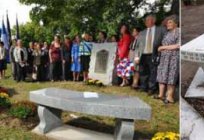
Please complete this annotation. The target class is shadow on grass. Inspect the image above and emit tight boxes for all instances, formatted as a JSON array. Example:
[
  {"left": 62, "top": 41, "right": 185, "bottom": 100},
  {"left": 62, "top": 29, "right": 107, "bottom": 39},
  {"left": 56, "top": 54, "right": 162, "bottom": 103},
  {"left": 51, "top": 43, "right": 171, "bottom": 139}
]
[
  {"left": 65, "top": 116, "right": 153, "bottom": 140},
  {"left": 7, "top": 88, "right": 19, "bottom": 97}
]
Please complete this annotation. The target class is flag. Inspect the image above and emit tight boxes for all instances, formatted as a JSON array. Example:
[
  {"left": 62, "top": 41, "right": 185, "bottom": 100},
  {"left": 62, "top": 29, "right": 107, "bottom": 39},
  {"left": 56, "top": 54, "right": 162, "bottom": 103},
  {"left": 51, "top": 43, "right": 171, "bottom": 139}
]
[
  {"left": 1, "top": 19, "right": 9, "bottom": 50},
  {"left": 6, "top": 11, "right": 11, "bottom": 45},
  {"left": 16, "top": 14, "right": 20, "bottom": 40},
  {"left": 0, "top": 28, "right": 1, "bottom": 40},
  {"left": 1, "top": 18, "right": 10, "bottom": 63}
]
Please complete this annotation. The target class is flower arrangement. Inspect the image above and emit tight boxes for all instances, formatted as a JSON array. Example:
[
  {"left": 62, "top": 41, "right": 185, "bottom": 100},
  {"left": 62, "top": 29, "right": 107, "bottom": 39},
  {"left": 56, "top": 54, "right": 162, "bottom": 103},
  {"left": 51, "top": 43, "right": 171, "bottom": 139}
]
[
  {"left": 152, "top": 132, "right": 179, "bottom": 140},
  {"left": 9, "top": 100, "right": 37, "bottom": 119},
  {"left": 0, "top": 92, "right": 11, "bottom": 108},
  {"left": 85, "top": 79, "right": 104, "bottom": 87}
]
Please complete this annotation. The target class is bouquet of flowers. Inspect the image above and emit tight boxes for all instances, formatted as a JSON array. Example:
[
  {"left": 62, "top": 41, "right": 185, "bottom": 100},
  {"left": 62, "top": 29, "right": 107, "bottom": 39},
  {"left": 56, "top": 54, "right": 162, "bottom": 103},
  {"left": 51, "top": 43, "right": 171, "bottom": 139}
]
[{"left": 85, "top": 79, "right": 104, "bottom": 87}]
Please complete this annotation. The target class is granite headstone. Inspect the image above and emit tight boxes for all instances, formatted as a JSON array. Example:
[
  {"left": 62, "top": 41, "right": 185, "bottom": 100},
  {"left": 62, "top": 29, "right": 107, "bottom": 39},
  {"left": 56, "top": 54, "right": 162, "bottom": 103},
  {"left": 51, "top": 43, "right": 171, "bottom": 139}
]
[
  {"left": 181, "top": 34, "right": 204, "bottom": 98},
  {"left": 89, "top": 43, "right": 117, "bottom": 85}
]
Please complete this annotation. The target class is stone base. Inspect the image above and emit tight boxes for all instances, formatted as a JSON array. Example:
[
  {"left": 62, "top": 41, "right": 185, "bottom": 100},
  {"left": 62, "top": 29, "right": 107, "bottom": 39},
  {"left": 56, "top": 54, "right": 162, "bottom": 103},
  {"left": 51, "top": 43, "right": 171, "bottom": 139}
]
[
  {"left": 32, "top": 125, "right": 113, "bottom": 140},
  {"left": 114, "top": 119, "right": 134, "bottom": 140},
  {"left": 181, "top": 98, "right": 204, "bottom": 140},
  {"left": 185, "top": 67, "right": 204, "bottom": 98}
]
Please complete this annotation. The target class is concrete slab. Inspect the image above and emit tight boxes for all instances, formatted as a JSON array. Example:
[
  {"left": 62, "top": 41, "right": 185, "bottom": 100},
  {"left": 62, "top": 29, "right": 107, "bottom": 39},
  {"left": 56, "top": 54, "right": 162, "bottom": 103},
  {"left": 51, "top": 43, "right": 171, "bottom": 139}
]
[
  {"left": 185, "top": 67, "right": 204, "bottom": 98},
  {"left": 32, "top": 125, "right": 113, "bottom": 140},
  {"left": 181, "top": 98, "right": 204, "bottom": 140}
]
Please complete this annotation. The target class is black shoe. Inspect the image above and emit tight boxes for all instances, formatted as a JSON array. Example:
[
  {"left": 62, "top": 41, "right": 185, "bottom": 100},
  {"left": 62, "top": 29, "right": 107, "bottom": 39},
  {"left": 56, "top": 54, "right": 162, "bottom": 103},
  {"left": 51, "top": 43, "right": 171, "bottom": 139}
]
[
  {"left": 138, "top": 88, "right": 148, "bottom": 93},
  {"left": 147, "top": 90, "right": 155, "bottom": 96},
  {"left": 153, "top": 95, "right": 165, "bottom": 101},
  {"left": 163, "top": 99, "right": 175, "bottom": 104}
]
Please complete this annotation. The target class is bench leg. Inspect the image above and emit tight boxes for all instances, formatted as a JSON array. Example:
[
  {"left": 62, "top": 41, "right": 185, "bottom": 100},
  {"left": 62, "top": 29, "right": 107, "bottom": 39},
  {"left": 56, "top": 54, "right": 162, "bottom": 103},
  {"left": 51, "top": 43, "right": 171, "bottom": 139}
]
[
  {"left": 114, "top": 119, "right": 135, "bottom": 140},
  {"left": 37, "top": 106, "right": 62, "bottom": 134}
]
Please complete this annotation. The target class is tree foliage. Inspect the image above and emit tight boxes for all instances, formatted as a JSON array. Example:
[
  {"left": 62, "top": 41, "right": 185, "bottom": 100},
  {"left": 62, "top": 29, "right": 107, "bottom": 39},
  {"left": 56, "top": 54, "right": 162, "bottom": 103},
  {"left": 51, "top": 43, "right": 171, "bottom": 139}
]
[{"left": 17, "top": 0, "right": 179, "bottom": 45}]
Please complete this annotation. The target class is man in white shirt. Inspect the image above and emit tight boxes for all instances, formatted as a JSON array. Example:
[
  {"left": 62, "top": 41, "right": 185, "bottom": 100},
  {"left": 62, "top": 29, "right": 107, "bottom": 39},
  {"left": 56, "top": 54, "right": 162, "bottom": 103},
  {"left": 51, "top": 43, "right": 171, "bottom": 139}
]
[{"left": 135, "top": 14, "right": 166, "bottom": 94}]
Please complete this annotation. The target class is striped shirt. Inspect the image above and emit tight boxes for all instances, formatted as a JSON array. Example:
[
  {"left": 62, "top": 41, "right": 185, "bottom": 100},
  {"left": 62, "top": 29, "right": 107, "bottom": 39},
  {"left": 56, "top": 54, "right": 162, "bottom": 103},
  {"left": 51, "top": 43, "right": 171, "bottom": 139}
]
[{"left": 79, "top": 41, "right": 93, "bottom": 56}]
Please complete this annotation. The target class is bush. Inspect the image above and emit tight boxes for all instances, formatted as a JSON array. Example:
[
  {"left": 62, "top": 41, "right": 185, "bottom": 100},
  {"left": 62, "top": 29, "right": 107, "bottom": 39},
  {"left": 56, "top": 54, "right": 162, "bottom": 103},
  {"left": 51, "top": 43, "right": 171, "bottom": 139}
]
[
  {"left": 0, "top": 92, "right": 11, "bottom": 108},
  {"left": 9, "top": 100, "right": 37, "bottom": 119}
]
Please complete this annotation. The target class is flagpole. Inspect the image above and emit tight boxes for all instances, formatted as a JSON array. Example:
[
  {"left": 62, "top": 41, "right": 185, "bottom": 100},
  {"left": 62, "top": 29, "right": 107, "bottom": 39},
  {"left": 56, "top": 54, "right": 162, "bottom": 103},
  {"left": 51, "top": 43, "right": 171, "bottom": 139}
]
[{"left": 16, "top": 13, "right": 20, "bottom": 40}]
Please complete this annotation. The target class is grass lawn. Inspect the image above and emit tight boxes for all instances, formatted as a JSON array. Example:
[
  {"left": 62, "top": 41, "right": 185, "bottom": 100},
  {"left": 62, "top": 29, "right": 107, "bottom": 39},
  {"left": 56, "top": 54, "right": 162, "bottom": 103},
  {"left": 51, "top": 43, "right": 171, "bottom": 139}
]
[{"left": 0, "top": 65, "right": 179, "bottom": 140}]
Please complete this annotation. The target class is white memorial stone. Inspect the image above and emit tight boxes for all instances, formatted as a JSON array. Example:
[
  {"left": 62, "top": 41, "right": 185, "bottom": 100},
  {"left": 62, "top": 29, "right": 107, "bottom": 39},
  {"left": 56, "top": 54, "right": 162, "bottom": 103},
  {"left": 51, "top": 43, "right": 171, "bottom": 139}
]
[
  {"left": 181, "top": 98, "right": 204, "bottom": 140},
  {"left": 89, "top": 43, "right": 117, "bottom": 85},
  {"left": 181, "top": 34, "right": 204, "bottom": 98}
]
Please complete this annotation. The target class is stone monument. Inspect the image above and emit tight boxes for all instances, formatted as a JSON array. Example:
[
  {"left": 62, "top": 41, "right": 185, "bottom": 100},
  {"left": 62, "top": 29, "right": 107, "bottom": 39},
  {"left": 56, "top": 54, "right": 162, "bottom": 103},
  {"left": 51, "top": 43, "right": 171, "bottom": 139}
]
[
  {"left": 181, "top": 34, "right": 204, "bottom": 98},
  {"left": 89, "top": 43, "right": 117, "bottom": 85}
]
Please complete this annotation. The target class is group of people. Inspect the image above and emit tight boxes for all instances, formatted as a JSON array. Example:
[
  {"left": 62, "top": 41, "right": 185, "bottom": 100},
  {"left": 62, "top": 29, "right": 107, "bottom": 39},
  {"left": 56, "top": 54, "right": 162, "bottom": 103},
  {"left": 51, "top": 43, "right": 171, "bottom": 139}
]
[
  {"left": 0, "top": 14, "right": 180, "bottom": 104},
  {"left": 116, "top": 14, "right": 180, "bottom": 104}
]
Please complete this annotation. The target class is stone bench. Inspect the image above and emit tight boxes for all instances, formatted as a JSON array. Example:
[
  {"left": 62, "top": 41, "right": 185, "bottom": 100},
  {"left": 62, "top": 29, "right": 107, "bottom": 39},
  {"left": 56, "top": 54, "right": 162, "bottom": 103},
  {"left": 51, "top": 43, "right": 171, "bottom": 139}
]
[{"left": 30, "top": 88, "right": 151, "bottom": 140}]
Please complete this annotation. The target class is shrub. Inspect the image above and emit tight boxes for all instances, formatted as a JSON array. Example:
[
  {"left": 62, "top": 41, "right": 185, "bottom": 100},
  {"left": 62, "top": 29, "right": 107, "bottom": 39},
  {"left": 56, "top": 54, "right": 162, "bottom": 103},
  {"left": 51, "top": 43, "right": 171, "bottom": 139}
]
[
  {"left": 152, "top": 132, "right": 179, "bottom": 140},
  {"left": 0, "top": 92, "right": 11, "bottom": 108},
  {"left": 9, "top": 100, "right": 37, "bottom": 119}
]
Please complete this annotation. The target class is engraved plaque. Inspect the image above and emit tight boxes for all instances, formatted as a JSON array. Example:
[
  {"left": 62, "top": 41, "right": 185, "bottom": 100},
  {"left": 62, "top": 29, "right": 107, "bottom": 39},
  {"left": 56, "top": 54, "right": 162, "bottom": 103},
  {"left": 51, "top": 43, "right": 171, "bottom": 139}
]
[{"left": 94, "top": 50, "right": 109, "bottom": 73}]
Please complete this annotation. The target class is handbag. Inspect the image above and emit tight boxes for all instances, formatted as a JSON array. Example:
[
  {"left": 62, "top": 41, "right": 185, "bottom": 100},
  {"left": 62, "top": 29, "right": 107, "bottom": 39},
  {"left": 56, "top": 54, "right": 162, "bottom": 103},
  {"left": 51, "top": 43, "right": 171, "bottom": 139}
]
[
  {"left": 152, "top": 52, "right": 161, "bottom": 66},
  {"left": 32, "top": 66, "right": 37, "bottom": 80}
]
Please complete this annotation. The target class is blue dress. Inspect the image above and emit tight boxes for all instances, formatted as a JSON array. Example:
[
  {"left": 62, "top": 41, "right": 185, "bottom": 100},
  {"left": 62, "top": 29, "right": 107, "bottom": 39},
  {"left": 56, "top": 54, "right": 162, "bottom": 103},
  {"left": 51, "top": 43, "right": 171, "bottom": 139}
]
[{"left": 71, "top": 43, "right": 81, "bottom": 72}]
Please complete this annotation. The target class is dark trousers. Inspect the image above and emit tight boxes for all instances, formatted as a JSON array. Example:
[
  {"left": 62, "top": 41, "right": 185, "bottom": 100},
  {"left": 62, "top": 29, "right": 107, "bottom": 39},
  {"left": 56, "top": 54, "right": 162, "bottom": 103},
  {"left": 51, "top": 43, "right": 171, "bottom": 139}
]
[
  {"left": 50, "top": 61, "right": 62, "bottom": 81},
  {"left": 139, "top": 54, "right": 158, "bottom": 91},
  {"left": 16, "top": 63, "right": 26, "bottom": 82},
  {"left": 42, "top": 64, "right": 49, "bottom": 81},
  {"left": 62, "top": 61, "right": 71, "bottom": 81},
  {"left": 36, "top": 65, "right": 43, "bottom": 81}
]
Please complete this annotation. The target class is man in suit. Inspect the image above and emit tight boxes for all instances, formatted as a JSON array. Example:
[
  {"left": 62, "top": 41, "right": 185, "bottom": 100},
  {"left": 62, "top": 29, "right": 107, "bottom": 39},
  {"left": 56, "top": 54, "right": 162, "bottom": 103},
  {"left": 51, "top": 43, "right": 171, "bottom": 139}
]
[{"left": 135, "top": 14, "right": 166, "bottom": 94}]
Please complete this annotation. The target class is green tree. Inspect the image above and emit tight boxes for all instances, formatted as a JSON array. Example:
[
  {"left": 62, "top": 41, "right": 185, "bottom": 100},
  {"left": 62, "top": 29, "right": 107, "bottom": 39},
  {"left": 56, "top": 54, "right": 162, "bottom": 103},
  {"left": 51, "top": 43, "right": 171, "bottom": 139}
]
[
  {"left": 12, "top": 22, "right": 53, "bottom": 47},
  {"left": 17, "top": 0, "right": 178, "bottom": 42}
]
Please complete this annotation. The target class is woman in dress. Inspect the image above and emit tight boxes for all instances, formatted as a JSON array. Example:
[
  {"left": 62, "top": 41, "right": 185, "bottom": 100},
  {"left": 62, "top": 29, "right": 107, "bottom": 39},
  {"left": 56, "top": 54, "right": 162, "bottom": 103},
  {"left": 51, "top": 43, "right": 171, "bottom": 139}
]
[
  {"left": 62, "top": 36, "right": 72, "bottom": 81},
  {"left": 154, "top": 15, "right": 180, "bottom": 104},
  {"left": 71, "top": 35, "right": 81, "bottom": 81},
  {"left": 27, "top": 42, "right": 34, "bottom": 74},
  {"left": 116, "top": 24, "right": 133, "bottom": 87},
  {"left": 129, "top": 27, "right": 141, "bottom": 89},
  {"left": 49, "top": 35, "right": 63, "bottom": 81},
  {"left": 0, "top": 42, "right": 6, "bottom": 79},
  {"left": 41, "top": 42, "right": 50, "bottom": 81},
  {"left": 33, "top": 43, "right": 43, "bottom": 81}
]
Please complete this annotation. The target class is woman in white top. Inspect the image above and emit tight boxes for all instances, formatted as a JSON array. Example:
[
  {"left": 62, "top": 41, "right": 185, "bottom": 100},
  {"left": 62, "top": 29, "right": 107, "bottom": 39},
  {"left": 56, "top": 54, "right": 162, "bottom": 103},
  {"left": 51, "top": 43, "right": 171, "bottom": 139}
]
[{"left": 14, "top": 40, "right": 28, "bottom": 82}]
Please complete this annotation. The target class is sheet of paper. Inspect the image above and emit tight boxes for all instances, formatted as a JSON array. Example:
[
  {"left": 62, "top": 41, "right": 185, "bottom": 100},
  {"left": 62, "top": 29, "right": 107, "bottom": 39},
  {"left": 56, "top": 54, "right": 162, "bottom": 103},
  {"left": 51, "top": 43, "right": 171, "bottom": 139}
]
[{"left": 83, "top": 92, "right": 99, "bottom": 98}]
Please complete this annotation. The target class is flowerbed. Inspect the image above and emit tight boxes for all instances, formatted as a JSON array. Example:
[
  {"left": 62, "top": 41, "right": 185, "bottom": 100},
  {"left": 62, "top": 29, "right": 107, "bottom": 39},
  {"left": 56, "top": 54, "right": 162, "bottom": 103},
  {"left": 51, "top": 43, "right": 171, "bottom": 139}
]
[
  {"left": 0, "top": 92, "right": 11, "bottom": 109},
  {"left": 9, "top": 100, "right": 37, "bottom": 119},
  {"left": 85, "top": 79, "right": 104, "bottom": 87},
  {"left": 152, "top": 132, "right": 179, "bottom": 140}
]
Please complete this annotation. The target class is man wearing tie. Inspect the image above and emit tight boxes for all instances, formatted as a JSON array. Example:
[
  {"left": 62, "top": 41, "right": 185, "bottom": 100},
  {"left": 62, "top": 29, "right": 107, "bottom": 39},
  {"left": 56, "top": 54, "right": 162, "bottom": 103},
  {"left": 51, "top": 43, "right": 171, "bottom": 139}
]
[{"left": 135, "top": 14, "right": 166, "bottom": 94}]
